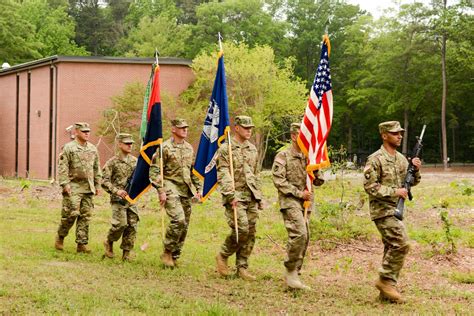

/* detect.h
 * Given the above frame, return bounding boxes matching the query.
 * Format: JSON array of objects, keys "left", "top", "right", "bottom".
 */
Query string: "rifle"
[
  {"left": 394, "top": 125, "right": 426, "bottom": 220},
  {"left": 119, "top": 172, "right": 134, "bottom": 206}
]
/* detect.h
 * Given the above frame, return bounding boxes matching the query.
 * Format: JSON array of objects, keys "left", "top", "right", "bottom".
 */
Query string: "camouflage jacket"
[
  {"left": 217, "top": 137, "right": 262, "bottom": 204},
  {"left": 272, "top": 146, "right": 323, "bottom": 210},
  {"left": 149, "top": 138, "right": 201, "bottom": 198},
  {"left": 58, "top": 140, "right": 101, "bottom": 194},
  {"left": 363, "top": 145, "right": 421, "bottom": 220},
  {"left": 102, "top": 153, "right": 137, "bottom": 203}
]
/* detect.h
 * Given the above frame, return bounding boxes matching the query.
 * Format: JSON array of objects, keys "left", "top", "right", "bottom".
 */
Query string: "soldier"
[
  {"left": 215, "top": 115, "right": 262, "bottom": 281},
  {"left": 55, "top": 122, "right": 101, "bottom": 253},
  {"left": 150, "top": 119, "right": 202, "bottom": 268},
  {"left": 102, "top": 133, "right": 138, "bottom": 261},
  {"left": 272, "top": 123, "right": 324, "bottom": 290},
  {"left": 363, "top": 121, "right": 422, "bottom": 303}
]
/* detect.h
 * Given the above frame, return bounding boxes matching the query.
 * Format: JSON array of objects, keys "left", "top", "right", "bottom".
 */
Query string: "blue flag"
[
  {"left": 192, "top": 52, "right": 230, "bottom": 201},
  {"left": 126, "top": 65, "right": 163, "bottom": 203}
]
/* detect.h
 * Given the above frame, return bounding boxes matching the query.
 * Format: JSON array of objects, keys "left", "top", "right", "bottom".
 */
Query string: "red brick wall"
[
  {"left": 0, "top": 75, "right": 17, "bottom": 177},
  {"left": 29, "top": 67, "right": 51, "bottom": 179},
  {"left": 55, "top": 62, "right": 195, "bottom": 174},
  {"left": 0, "top": 61, "right": 195, "bottom": 180},
  {"left": 17, "top": 72, "right": 28, "bottom": 178}
]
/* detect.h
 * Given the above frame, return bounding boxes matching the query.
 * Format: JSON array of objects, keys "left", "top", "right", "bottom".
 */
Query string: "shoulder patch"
[{"left": 274, "top": 152, "right": 286, "bottom": 166}]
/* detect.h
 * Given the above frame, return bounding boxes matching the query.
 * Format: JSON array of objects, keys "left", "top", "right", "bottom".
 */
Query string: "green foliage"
[
  {"left": 19, "top": 179, "right": 31, "bottom": 191},
  {"left": 119, "top": 14, "right": 191, "bottom": 58},
  {"left": 0, "top": 0, "right": 85, "bottom": 64},
  {"left": 450, "top": 271, "right": 474, "bottom": 284},
  {"left": 69, "top": 0, "right": 118, "bottom": 55},
  {"left": 97, "top": 81, "right": 177, "bottom": 153},
  {"left": 440, "top": 210, "right": 457, "bottom": 254},
  {"left": 449, "top": 180, "right": 473, "bottom": 196},
  {"left": 18, "top": 0, "right": 88, "bottom": 57},
  {"left": 181, "top": 42, "right": 307, "bottom": 167},
  {"left": 189, "top": 0, "right": 290, "bottom": 59}
]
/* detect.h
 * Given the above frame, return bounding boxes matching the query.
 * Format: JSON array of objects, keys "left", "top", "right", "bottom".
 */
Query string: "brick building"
[{"left": 0, "top": 56, "right": 194, "bottom": 180}]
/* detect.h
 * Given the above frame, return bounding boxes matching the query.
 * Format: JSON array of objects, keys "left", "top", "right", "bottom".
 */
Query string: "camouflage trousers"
[
  {"left": 281, "top": 207, "right": 309, "bottom": 271},
  {"left": 220, "top": 200, "right": 259, "bottom": 269},
  {"left": 57, "top": 192, "right": 94, "bottom": 245},
  {"left": 374, "top": 215, "right": 410, "bottom": 283},
  {"left": 163, "top": 194, "right": 192, "bottom": 259},
  {"left": 106, "top": 202, "right": 139, "bottom": 251}
]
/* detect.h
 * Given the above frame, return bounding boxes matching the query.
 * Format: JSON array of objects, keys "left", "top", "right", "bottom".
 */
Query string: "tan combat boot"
[
  {"left": 122, "top": 250, "right": 134, "bottom": 262},
  {"left": 103, "top": 240, "right": 114, "bottom": 258},
  {"left": 55, "top": 235, "right": 64, "bottom": 251},
  {"left": 216, "top": 253, "right": 231, "bottom": 277},
  {"left": 76, "top": 244, "right": 92, "bottom": 254},
  {"left": 375, "top": 278, "right": 403, "bottom": 303},
  {"left": 285, "top": 269, "right": 311, "bottom": 290},
  {"left": 160, "top": 249, "right": 175, "bottom": 268},
  {"left": 238, "top": 268, "right": 256, "bottom": 281}
]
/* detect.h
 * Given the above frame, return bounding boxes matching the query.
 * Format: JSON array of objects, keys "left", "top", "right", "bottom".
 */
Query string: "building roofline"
[{"left": 0, "top": 55, "right": 192, "bottom": 76}]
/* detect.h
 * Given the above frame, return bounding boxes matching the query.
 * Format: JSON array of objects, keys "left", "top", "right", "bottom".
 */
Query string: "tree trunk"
[
  {"left": 402, "top": 109, "right": 409, "bottom": 155},
  {"left": 441, "top": 0, "right": 448, "bottom": 170},
  {"left": 347, "top": 117, "right": 352, "bottom": 154},
  {"left": 451, "top": 127, "right": 455, "bottom": 162}
]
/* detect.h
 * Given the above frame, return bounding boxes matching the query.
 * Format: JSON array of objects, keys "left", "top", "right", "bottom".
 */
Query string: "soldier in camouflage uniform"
[
  {"left": 272, "top": 123, "right": 324, "bottom": 290},
  {"left": 55, "top": 122, "right": 101, "bottom": 253},
  {"left": 215, "top": 116, "right": 262, "bottom": 281},
  {"left": 363, "top": 121, "right": 422, "bottom": 303},
  {"left": 150, "top": 119, "right": 202, "bottom": 268},
  {"left": 102, "top": 133, "right": 138, "bottom": 261}
]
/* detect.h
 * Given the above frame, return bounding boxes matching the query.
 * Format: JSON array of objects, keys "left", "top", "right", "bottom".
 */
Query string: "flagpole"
[
  {"left": 227, "top": 129, "right": 239, "bottom": 244},
  {"left": 155, "top": 48, "right": 165, "bottom": 240},
  {"left": 218, "top": 32, "right": 239, "bottom": 244}
]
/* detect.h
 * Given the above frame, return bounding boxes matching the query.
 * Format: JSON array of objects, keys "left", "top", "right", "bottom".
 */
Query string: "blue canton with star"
[{"left": 312, "top": 41, "right": 332, "bottom": 110}]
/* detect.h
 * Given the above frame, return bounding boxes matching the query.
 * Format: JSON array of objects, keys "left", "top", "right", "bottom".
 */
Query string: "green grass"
[{"left": 1, "top": 174, "right": 473, "bottom": 314}]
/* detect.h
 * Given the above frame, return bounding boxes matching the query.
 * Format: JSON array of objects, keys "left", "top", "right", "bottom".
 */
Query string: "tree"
[
  {"left": 0, "top": 1, "right": 42, "bottom": 64},
  {"left": 98, "top": 81, "right": 176, "bottom": 154},
  {"left": 189, "top": 0, "right": 290, "bottom": 59},
  {"left": 69, "top": 0, "right": 117, "bottom": 55},
  {"left": 18, "top": 0, "right": 88, "bottom": 57},
  {"left": 181, "top": 43, "right": 307, "bottom": 168},
  {"left": 118, "top": 14, "right": 191, "bottom": 58}
]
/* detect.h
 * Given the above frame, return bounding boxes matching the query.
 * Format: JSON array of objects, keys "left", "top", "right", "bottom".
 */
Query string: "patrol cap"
[
  {"left": 290, "top": 123, "right": 301, "bottom": 134},
  {"left": 171, "top": 118, "right": 189, "bottom": 128},
  {"left": 116, "top": 133, "right": 134, "bottom": 144},
  {"left": 74, "top": 122, "right": 90, "bottom": 132},
  {"left": 378, "top": 121, "right": 405, "bottom": 134},
  {"left": 234, "top": 115, "right": 254, "bottom": 128}
]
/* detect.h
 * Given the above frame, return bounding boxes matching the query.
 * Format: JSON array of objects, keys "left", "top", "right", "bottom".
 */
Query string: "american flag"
[{"left": 297, "top": 35, "right": 333, "bottom": 188}]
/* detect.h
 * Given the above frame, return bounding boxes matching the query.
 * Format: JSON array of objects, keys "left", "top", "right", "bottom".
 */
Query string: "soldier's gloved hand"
[
  {"left": 302, "top": 190, "right": 312, "bottom": 201},
  {"left": 395, "top": 188, "right": 408, "bottom": 199},
  {"left": 257, "top": 201, "right": 264, "bottom": 210},
  {"left": 159, "top": 191, "right": 167, "bottom": 206},
  {"left": 62, "top": 184, "right": 71, "bottom": 196},
  {"left": 117, "top": 189, "right": 128, "bottom": 199},
  {"left": 95, "top": 189, "right": 101, "bottom": 196}
]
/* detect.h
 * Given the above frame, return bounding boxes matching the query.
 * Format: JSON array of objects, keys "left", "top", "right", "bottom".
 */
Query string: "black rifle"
[
  {"left": 394, "top": 125, "right": 426, "bottom": 220},
  {"left": 119, "top": 172, "right": 134, "bottom": 206}
]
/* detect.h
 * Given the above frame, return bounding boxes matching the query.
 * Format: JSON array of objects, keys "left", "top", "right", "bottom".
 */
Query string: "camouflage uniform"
[
  {"left": 217, "top": 117, "right": 262, "bottom": 270},
  {"left": 102, "top": 134, "right": 138, "bottom": 252},
  {"left": 272, "top": 124, "right": 324, "bottom": 272},
  {"left": 364, "top": 121, "right": 421, "bottom": 284},
  {"left": 57, "top": 123, "right": 101, "bottom": 245},
  {"left": 150, "top": 120, "right": 201, "bottom": 260}
]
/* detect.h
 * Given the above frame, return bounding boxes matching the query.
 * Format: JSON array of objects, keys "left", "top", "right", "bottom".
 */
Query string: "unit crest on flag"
[{"left": 203, "top": 99, "right": 220, "bottom": 143}]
